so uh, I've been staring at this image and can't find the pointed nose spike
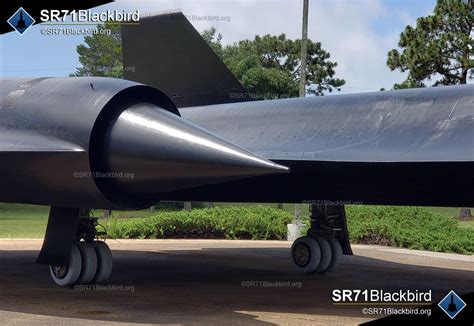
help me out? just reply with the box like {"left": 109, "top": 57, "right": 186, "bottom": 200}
{"left": 104, "top": 103, "right": 289, "bottom": 196}
{"left": 269, "top": 162, "right": 290, "bottom": 173}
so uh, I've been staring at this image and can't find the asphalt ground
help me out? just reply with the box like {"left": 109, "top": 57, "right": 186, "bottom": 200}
{"left": 0, "top": 239, "right": 473, "bottom": 325}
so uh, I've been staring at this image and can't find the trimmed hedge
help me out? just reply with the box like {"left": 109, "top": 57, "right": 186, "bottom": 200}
{"left": 107, "top": 206, "right": 293, "bottom": 240}
{"left": 104, "top": 205, "right": 474, "bottom": 254}
{"left": 346, "top": 206, "right": 474, "bottom": 254}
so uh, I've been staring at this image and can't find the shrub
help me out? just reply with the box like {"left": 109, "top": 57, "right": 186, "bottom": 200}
{"left": 346, "top": 206, "right": 474, "bottom": 254}
{"left": 105, "top": 205, "right": 474, "bottom": 254}
{"left": 107, "top": 206, "right": 293, "bottom": 240}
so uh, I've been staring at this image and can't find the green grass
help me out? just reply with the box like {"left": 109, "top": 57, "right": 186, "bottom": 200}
{"left": 426, "top": 207, "right": 474, "bottom": 231}
{"left": 0, "top": 204, "right": 49, "bottom": 238}
{"left": 459, "top": 220, "right": 474, "bottom": 230}
{"left": 0, "top": 204, "right": 159, "bottom": 238}
{"left": 426, "top": 207, "right": 466, "bottom": 218}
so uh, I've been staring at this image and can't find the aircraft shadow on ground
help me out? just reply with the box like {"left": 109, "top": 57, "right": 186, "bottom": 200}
{"left": 0, "top": 247, "right": 472, "bottom": 325}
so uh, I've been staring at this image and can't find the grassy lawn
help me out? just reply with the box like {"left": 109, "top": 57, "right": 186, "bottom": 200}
{"left": 427, "top": 207, "right": 465, "bottom": 218}
{"left": 459, "top": 220, "right": 474, "bottom": 230}
{"left": 0, "top": 204, "right": 49, "bottom": 238}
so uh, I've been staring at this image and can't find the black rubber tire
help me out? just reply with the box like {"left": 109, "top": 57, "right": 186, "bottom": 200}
{"left": 49, "top": 244, "right": 82, "bottom": 287}
{"left": 326, "top": 238, "right": 343, "bottom": 272}
{"left": 93, "top": 241, "right": 113, "bottom": 284}
{"left": 77, "top": 242, "right": 98, "bottom": 284}
{"left": 291, "top": 236, "right": 321, "bottom": 273}
{"left": 314, "top": 236, "right": 332, "bottom": 273}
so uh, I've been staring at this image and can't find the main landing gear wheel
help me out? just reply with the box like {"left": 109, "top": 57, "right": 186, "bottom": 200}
{"left": 291, "top": 236, "right": 321, "bottom": 273}
{"left": 93, "top": 241, "right": 113, "bottom": 284}
{"left": 49, "top": 241, "right": 112, "bottom": 286}
{"left": 325, "top": 238, "right": 342, "bottom": 273}
{"left": 50, "top": 244, "right": 82, "bottom": 286}
{"left": 314, "top": 236, "right": 331, "bottom": 273}
{"left": 77, "top": 242, "right": 98, "bottom": 284}
{"left": 291, "top": 236, "right": 343, "bottom": 274}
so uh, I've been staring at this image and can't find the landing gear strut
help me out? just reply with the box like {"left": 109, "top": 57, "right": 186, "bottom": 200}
{"left": 39, "top": 208, "right": 113, "bottom": 287}
{"left": 291, "top": 204, "right": 352, "bottom": 274}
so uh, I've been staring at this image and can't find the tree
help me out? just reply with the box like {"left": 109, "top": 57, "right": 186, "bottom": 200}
{"left": 387, "top": 0, "right": 473, "bottom": 88}
{"left": 387, "top": 0, "right": 473, "bottom": 217}
{"left": 201, "top": 27, "right": 224, "bottom": 58}
{"left": 73, "top": 25, "right": 344, "bottom": 98}
{"left": 71, "top": 22, "right": 123, "bottom": 77}
{"left": 393, "top": 76, "right": 426, "bottom": 90}
{"left": 204, "top": 28, "right": 344, "bottom": 98}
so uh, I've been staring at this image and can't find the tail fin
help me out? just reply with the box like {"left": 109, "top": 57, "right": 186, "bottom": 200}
{"left": 121, "top": 12, "right": 250, "bottom": 107}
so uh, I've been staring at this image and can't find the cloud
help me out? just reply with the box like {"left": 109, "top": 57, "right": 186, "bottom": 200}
{"left": 309, "top": 0, "right": 404, "bottom": 93}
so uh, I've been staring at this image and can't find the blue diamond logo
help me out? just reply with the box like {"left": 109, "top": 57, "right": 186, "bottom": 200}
{"left": 438, "top": 290, "right": 466, "bottom": 319}
{"left": 7, "top": 7, "right": 35, "bottom": 35}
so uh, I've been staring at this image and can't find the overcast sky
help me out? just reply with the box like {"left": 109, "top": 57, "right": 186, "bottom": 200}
{"left": 1, "top": 0, "right": 442, "bottom": 93}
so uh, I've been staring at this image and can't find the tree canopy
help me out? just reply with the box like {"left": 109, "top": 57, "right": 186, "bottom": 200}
{"left": 387, "top": 0, "right": 473, "bottom": 88}
{"left": 203, "top": 27, "right": 345, "bottom": 98}
{"left": 70, "top": 22, "right": 122, "bottom": 78}
{"left": 72, "top": 25, "right": 344, "bottom": 98}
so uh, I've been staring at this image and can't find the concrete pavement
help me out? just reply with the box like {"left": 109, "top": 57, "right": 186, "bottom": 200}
{"left": 0, "top": 240, "right": 473, "bottom": 325}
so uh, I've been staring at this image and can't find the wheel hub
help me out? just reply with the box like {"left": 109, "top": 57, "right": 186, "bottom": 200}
{"left": 51, "top": 265, "right": 68, "bottom": 279}
{"left": 293, "top": 242, "right": 311, "bottom": 267}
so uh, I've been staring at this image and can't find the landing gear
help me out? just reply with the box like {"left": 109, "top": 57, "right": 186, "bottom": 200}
{"left": 49, "top": 241, "right": 113, "bottom": 286}
{"left": 291, "top": 203, "right": 351, "bottom": 274}
{"left": 45, "top": 211, "right": 113, "bottom": 287}
{"left": 291, "top": 235, "right": 342, "bottom": 274}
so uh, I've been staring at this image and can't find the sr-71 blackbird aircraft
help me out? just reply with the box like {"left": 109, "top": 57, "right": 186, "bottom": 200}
{"left": 1, "top": 12, "right": 473, "bottom": 286}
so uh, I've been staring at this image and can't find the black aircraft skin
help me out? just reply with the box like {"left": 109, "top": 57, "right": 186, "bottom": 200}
{"left": 0, "top": 12, "right": 473, "bottom": 286}
{"left": 173, "top": 85, "right": 474, "bottom": 208}
{"left": 122, "top": 13, "right": 474, "bottom": 208}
